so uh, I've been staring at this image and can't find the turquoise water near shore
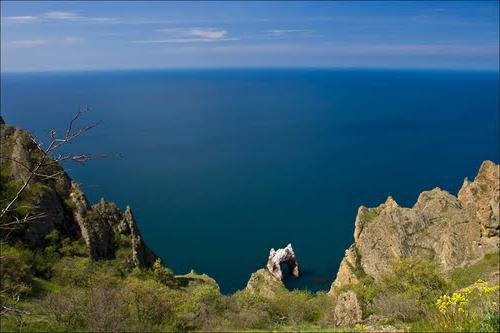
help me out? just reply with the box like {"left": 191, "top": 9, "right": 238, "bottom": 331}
{"left": 1, "top": 69, "right": 498, "bottom": 293}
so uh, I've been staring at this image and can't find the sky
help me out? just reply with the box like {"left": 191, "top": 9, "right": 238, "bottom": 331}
{"left": 1, "top": 1, "right": 499, "bottom": 72}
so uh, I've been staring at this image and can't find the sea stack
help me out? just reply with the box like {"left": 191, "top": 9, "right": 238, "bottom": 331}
{"left": 266, "top": 243, "right": 300, "bottom": 281}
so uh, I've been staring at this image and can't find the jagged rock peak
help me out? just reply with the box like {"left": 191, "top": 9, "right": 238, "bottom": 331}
{"left": 380, "top": 195, "right": 398, "bottom": 209}
{"left": 266, "top": 243, "right": 300, "bottom": 281}
{"left": 331, "top": 160, "right": 499, "bottom": 295}
{"left": 122, "top": 205, "right": 157, "bottom": 269}
{"left": 70, "top": 181, "right": 115, "bottom": 260}
{"left": 458, "top": 160, "right": 499, "bottom": 238}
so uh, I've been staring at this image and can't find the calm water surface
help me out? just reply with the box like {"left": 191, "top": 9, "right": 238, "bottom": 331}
{"left": 1, "top": 69, "right": 499, "bottom": 293}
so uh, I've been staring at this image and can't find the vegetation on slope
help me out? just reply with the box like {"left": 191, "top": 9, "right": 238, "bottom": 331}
{"left": 1, "top": 234, "right": 498, "bottom": 332}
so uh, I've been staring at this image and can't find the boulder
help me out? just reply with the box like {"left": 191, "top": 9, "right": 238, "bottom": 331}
{"left": 333, "top": 290, "right": 362, "bottom": 326}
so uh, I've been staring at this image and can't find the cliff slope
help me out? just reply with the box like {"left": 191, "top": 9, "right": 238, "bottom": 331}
{"left": 331, "top": 160, "right": 499, "bottom": 292}
{"left": 0, "top": 119, "right": 157, "bottom": 269}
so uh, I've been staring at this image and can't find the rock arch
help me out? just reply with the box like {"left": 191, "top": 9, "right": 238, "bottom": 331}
{"left": 266, "top": 243, "right": 300, "bottom": 281}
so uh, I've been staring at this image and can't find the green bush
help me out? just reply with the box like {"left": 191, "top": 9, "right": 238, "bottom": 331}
{"left": 59, "top": 238, "right": 87, "bottom": 257}
{"left": 125, "top": 277, "right": 175, "bottom": 328}
{"left": 0, "top": 245, "right": 33, "bottom": 299}
{"left": 86, "top": 277, "right": 130, "bottom": 332}
{"left": 42, "top": 286, "right": 88, "bottom": 330}
{"left": 381, "top": 257, "right": 448, "bottom": 305}
{"left": 51, "top": 257, "right": 93, "bottom": 287}
{"left": 152, "top": 258, "right": 176, "bottom": 287}
{"left": 353, "top": 257, "right": 449, "bottom": 321}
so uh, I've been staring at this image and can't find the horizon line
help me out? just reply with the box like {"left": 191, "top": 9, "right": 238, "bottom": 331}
{"left": 2, "top": 65, "right": 499, "bottom": 75}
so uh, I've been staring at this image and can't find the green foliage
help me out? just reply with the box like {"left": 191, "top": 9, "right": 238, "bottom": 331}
{"left": 125, "top": 277, "right": 175, "bottom": 328}
{"left": 51, "top": 257, "right": 93, "bottom": 287}
{"left": 175, "top": 283, "right": 224, "bottom": 329}
{"left": 1, "top": 242, "right": 497, "bottom": 333}
{"left": 349, "top": 257, "right": 449, "bottom": 322}
{"left": 0, "top": 245, "right": 33, "bottom": 298}
{"left": 59, "top": 238, "right": 87, "bottom": 257}
{"left": 42, "top": 286, "right": 88, "bottom": 330}
{"left": 431, "top": 280, "right": 500, "bottom": 332}
{"left": 381, "top": 257, "right": 448, "bottom": 305}
{"left": 152, "top": 258, "right": 176, "bottom": 287}
{"left": 351, "top": 276, "right": 378, "bottom": 318}
{"left": 449, "top": 252, "right": 500, "bottom": 289}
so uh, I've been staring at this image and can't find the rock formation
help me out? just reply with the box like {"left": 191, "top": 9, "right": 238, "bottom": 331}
{"left": 333, "top": 290, "right": 362, "bottom": 326}
{"left": 267, "top": 243, "right": 300, "bottom": 281}
{"left": 69, "top": 183, "right": 157, "bottom": 266}
{"left": 1, "top": 122, "right": 74, "bottom": 246}
{"left": 331, "top": 160, "right": 499, "bottom": 293}
{"left": 458, "top": 160, "right": 499, "bottom": 238}
{"left": 245, "top": 268, "right": 288, "bottom": 298}
{"left": 0, "top": 120, "right": 157, "bottom": 269}
{"left": 70, "top": 182, "right": 115, "bottom": 260}
{"left": 121, "top": 206, "right": 157, "bottom": 268}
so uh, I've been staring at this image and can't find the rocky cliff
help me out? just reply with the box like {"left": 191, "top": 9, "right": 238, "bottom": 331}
{"left": 0, "top": 119, "right": 157, "bottom": 269}
{"left": 331, "top": 160, "right": 499, "bottom": 292}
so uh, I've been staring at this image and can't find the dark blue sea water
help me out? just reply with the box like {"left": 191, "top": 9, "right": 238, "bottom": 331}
{"left": 1, "top": 69, "right": 499, "bottom": 293}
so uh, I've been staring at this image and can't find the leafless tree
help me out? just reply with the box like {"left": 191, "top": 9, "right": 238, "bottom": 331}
{"left": 0, "top": 108, "right": 101, "bottom": 230}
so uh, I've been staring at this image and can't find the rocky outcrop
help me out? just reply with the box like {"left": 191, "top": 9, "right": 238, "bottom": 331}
{"left": 1, "top": 120, "right": 157, "bottom": 269}
{"left": 458, "top": 160, "right": 499, "bottom": 238}
{"left": 69, "top": 185, "right": 157, "bottom": 266}
{"left": 121, "top": 206, "right": 157, "bottom": 268}
{"left": 245, "top": 244, "right": 300, "bottom": 297}
{"left": 267, "top": 243, "right": 300, "bottom": 281}
{"left": 245, "top": 268, "right": 287, "bottom": 298}
{"left": 333, "top": 290, "right": 362, "bottom": 326}
{"left": 70, "top": 182, "right": 115, "bottom": 260}
{"left": 331, "top": 161, "right": 499, "bottom": 293}
{"left": 1, "top": 122, "right": 73, "bottom": 246}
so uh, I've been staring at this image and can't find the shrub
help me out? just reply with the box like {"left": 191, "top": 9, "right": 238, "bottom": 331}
{"left": 85, "top": 277, "right": 130, "bottom": 332}
{"left": 372, "top": 292, "right": 422, "bottom": 321}
{"left": 381, "top": 257, "right": 448, "bottom": 306}
{"left": 125, "top": 277, "right": 175, "bottom": 328}
{"left": 0, "top": 245, "right": 33, "bottom": 299}
{"left": 152, "top": 258, "right": 176, "bottom": 287}
{"left": 51, "top": 256, "right": 93, "bottom": 287}
{"left": 173, "top": 283, "right": 224, "bottom": 331}
{"left": 42, "top": 286, "right": 88, "bottom": 330}
{"left": 59, "top": 238, "right": 87, "bottom": 257}
{"left": 270, "top": 289, "right": 321, "bottom": 325}
{"left": 434, "top": 279, "right": 499, "bottom": 332}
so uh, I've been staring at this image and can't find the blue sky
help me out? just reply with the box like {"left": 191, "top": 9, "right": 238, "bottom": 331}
{"left": 1, "top": 1, "right": 498, "bottom": 72}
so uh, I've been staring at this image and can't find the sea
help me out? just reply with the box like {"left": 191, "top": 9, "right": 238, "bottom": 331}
{"left": 1, "top": 68, "right": 498, "bottom": 293}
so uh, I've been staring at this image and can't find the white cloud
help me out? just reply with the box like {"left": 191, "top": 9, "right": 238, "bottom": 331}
{"left": 139, "top": 27, "right": 235, "bottom": 43}
{"left": 5, "top": 39, "right": 48, "bottom": 47}
{"left": 1, "top": 11, "right": 116, "bottom": 24}
{"left": 134, "top": 37, "right": 238, "bottom": 44}
{"left": 267, "top": 29, "right": 311, "bottom": 37}
{"left": 189, "top": 28, "right": 226, "bottom": 39}
{"left": 2, "top": 16, "right": 38, "bottom": 23}
{"left": 42, "top": 11, "right": 80, "bottom": 20}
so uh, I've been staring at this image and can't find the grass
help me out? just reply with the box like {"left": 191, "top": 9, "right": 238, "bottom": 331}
{"left": 448, "top": 251, "right": 499, "bottom": 289}
{"left": 31, "top": 277, "right": 61, "bottom": 295}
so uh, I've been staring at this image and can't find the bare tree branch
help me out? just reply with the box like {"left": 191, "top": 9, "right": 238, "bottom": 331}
{"left": 0, "top": 108, "right": 102, "bottom": 230}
